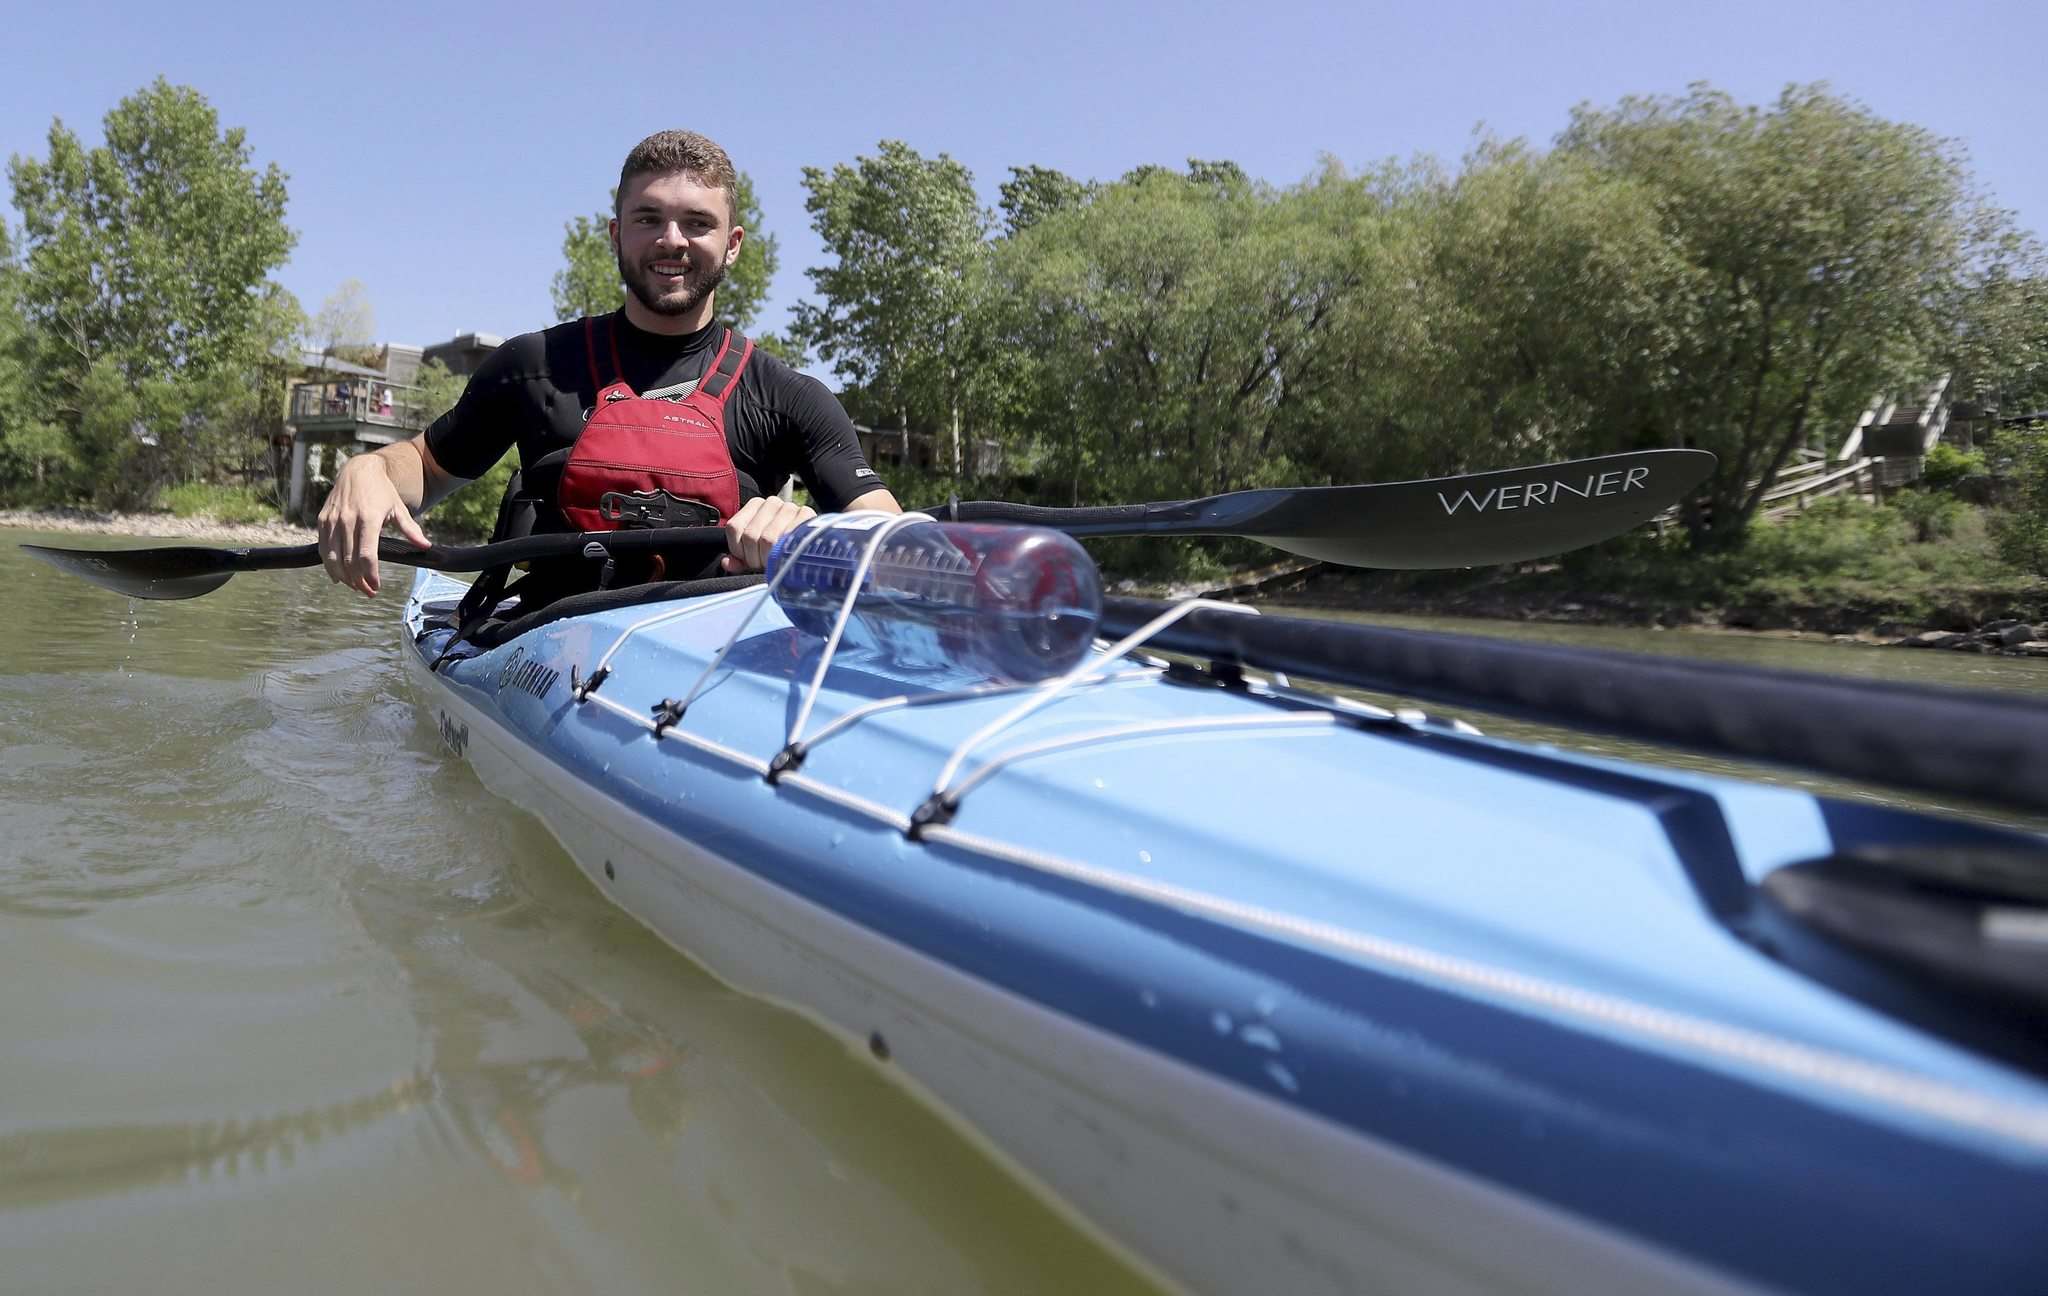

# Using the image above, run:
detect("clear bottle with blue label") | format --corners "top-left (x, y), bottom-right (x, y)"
top-left (764, 519), bottom-right (1103, 682)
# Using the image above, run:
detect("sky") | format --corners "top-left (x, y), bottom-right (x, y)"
top-left (5, 0), bottom-right (2046, 381)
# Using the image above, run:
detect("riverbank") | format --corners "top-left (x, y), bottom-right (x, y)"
top-left (0, 506), bottom-right (318, 546)
top-left (1253, 564), bottom-right (2048, 654)
top-left (1258, 561), bottom-right (2042, 632)
top-left (1122, 497), bottom-right (2048, 657)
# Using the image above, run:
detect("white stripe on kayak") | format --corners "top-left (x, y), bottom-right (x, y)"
top-left (939, 711), bottom-right (1346, 805)
top-left (917, 821), bottom-right (2048, 1153)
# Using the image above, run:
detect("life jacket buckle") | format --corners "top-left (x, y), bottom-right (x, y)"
top-left (598, 490), bottom-right (719, 530)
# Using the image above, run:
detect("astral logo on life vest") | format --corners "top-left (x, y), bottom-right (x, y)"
top-left (1437, 465), bottom-right (1650, 515)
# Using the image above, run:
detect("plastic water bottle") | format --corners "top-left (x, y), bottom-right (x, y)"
top-left (765, 518), bottom-right (1103, 682)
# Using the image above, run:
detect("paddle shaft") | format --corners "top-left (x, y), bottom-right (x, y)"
top-left (21, 448), bottom-right (1720, 601)
top-left (1103, 597), bottom-right (2048, 817)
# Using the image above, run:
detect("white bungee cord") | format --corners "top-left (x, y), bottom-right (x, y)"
top-left (928, 598), bottom-right (1264, 802)
top-left (782, 511), bottom-right (936, 747)
top-left (653, 509), bottom-right (921, 723)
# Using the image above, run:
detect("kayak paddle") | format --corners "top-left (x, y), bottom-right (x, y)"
top-left (938, 449), bottom-right (1714, 568)
top-left (21, 448), bottom-right (1713, 601)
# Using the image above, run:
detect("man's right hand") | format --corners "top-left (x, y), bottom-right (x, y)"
top-left (318, 450), bottom-right (432, 597)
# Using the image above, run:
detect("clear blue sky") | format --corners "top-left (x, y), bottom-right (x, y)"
top-left (6, 0), bottom-right (2045, 375)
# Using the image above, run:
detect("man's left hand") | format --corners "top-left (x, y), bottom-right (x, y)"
top-left (721, 495), bottom-right (818, 573)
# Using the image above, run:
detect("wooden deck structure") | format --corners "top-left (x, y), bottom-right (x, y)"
top-left (282, 344), bottom-right (427, 518)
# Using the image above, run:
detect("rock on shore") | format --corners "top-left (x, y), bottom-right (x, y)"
top-left (1897, 620), bottom-right (2048, 657)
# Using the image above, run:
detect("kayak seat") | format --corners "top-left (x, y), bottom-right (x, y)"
top-left (467, 574), bottom-right (765, 650)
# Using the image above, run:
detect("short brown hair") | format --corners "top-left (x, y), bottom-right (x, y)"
top-left (616, 130), bottom-right (739, 225)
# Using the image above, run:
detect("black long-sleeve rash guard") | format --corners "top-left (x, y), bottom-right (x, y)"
top-left (423, 313), bottom-right (886, 514)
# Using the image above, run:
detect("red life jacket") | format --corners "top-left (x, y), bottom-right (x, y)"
top-left (556, 315), bottom-right (750, 532)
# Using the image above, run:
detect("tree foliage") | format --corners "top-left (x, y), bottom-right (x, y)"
top-left (791, 141), bottom-right (992, 470)
top-left (989, 161), bottom-right (1398, 507)
top-left (1989, 426), bottom-right (2048, 577)
top-left (1396, 142), bottom-right (1687, 466)
top-left (997, 164), bottom-right (1092, 235)
top-left (790, 89), bottom-right (2048, 569)
top-left (550, 208), bottom-right (617, 323)
top-left (1556, 84), bottom-right (2000, 544)
top-left (0, 223), bottom-right (63, 491)
top-left (5, 79), bottom-right (295, 505)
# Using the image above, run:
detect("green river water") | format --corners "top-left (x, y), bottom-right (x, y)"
top-left (2, 527), bottom-right (2043, 1294)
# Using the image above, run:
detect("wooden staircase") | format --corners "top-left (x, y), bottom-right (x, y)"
top-left (1763, 374), bottom-right (1952, 520)
top-left (1650, 375), bottom-right (1954, 533)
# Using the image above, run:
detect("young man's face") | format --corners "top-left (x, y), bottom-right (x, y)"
top-left (610, 171), bottom-right (744, 323)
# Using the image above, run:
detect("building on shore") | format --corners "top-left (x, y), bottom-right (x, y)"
top-left (283, 334), bottom-right (499, 518)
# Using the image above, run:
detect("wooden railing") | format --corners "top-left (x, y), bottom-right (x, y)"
top-left (1654, 450), bottom-right (1874, 535)
top-left (289, 379), bottom-right (428, 431)
top-left (1761, 455), bottom-right (1874, 519)
top-left (1660, 376), bottom-right (1956, 531)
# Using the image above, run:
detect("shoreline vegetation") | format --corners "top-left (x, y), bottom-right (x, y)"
top-left (1250, 503), bottom-right (2048, 656)
top-left (6, 80), bottom-right (2048, 667)
top-left (1244, 565), bottom-right (2048, 655)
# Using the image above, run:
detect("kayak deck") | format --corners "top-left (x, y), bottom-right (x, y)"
top-left (403, 566), bottom-right (2048, 1296)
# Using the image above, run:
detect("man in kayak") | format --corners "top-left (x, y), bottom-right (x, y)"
top-left (317, 129), bottom-right (899, 597)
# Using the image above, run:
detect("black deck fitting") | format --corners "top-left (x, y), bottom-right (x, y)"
top-left (570, 665), bottom-right (611, 702)
top-left (649, 697), bottom-right (686, 737)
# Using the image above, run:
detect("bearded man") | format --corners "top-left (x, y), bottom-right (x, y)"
top-left (318, 129), bottom-right (899, 597)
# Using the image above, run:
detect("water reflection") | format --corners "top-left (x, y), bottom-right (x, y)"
top-left (0, 531), bottom-right (1156, 1295)
top-left (0, 1074), bottom-right (435, 1210)
top-left (350, 805), bottom-right (1151, 1294)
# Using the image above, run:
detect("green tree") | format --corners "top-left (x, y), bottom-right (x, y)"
top-left (997, 164), bottom-right (1090, 235)
top-left (1398, 140), bottom-right (1691, 466)
top-left (550, 207), bottom-right (619, 322)
top-left (1558, 84), bottom-right (1997, 546)
top-left (7, 79), bottom-right (294, 504)
top-left (220, 281), bottom-right (306, 499)
top-left (1947, 229), bottom-right (2048, 420)
top-left (549, 173), bottom-right (781, 331)
top-left (987, 161), bottom-right (1398, 515)
top-left (1989, 426), bottom-right (2048, 576)
top-left (792, 140), bottom-right (992, 474)
top-left (0, 221), bottom-right (66, 496)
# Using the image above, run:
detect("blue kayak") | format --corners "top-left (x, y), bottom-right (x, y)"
top-left (402, 564), bottom-right (2048, 1296)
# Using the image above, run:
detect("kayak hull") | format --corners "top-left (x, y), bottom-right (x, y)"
top-left (401, 567), bottom-right (2048, 1296)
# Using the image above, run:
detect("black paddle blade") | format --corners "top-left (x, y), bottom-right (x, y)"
top-left (1231, 449), bottom-right (1714, 567)
top-left (19, 542), bottom-right (285, 600)
top-left (950, 449), bottom-right (1715, 568)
